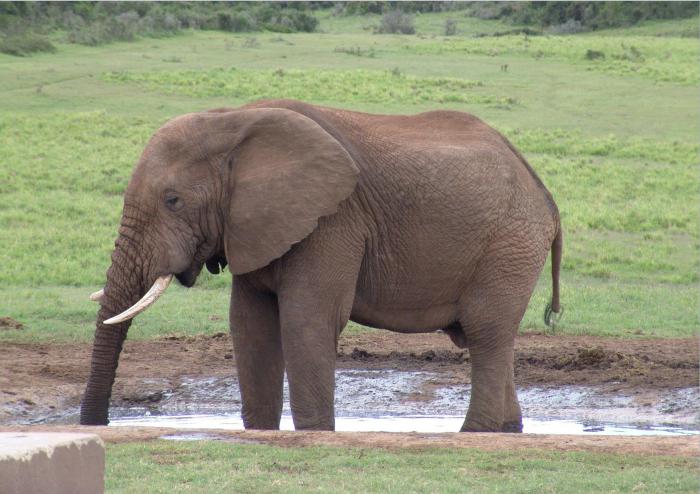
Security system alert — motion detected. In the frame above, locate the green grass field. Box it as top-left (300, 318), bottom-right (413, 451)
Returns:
top-left (0, 14), bottom-right (698, 343)
top-left (2, 11), bottom-right (699, 492)
top-left (105, 441), bottom-right (698, 493)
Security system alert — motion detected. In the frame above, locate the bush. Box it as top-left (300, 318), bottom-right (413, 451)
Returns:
top-left (482, 1), bottom-right (699, 31)
top-left (585, 49), bottom-right (605, 60)
top-left (377, 10), bottom-right (415, 34)
top-left (333, 45), bottom-right (376, 57)
top-left (215, 12), bottom-right (254, 32)
top-left (0, 32), bottom-right (55, 56)
top-left (66, 9), bottom-right (182, 46)
top-left (444, 18), bottom-right (458, 36)
top-left (547, 19), bottom-right (585, 34)
top-left (2, 2), bottom-right (320, 49)
top-left (139, 10), bottom-right (181, 37)
top-left (67, 12), bottom-right (138, 45)
top-left (259, 9), bottom-right (319, 33)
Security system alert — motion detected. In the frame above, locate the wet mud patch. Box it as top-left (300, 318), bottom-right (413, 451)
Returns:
top-left (1, 332), bottom-right (698, 435)
top-left (0, 317), bottom-right (23, 330)
top-left (102, 369), bottom-right (698, 435)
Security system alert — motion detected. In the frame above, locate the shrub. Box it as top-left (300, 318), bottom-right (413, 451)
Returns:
top-left (547, 19), bottom-right (585, 34)
top-left (444, 18), bottom-right (458, 36)
top-left (139, 10), bottom-right (181, 37)
top-left (333, 46), bottom-right (376, 57)
top-left (377, 10), bottom-right (415, 34)
top-left (261, 10), bottom-right (318, 33)
top-left (2, 2), bottom-right (321, 47)
top-left (215, 12), bottom-right (254, 32)
top-left (242, 37), bottom-right (260, 49)
top-left (485, 1), bottom-right (698, 31)
top-left (0, 32), bottom-right (55, 56)
top-left (66, 9), bottom-right (182, 46)
top-left (585, 49), bottom-right (605, 60)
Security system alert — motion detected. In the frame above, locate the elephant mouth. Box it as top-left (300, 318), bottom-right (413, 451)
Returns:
top-left (175, 254), bottom-right (228, 288)
top-left (175, 265), bottom-right (202, 288)
top-left (175, 262), bottom-right (204, 288)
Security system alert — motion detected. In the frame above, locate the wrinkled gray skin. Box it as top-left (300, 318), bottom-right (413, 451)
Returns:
top-left (81, 99), bottom-right (562, 432)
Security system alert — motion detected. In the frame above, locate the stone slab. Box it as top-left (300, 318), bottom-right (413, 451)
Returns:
top-left (0, 432), bottom-right (104, 494)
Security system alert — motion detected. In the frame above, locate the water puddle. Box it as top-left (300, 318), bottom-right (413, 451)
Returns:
top-left (106, 369), bottom-right (698, 436)
top-left (111, 413), bottom-right (698, 436)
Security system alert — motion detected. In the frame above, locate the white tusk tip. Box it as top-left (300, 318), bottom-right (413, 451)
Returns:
top-left (101, 274), bottom-right (173, 325)
top-left (89, 289), bottom-right (105, 302)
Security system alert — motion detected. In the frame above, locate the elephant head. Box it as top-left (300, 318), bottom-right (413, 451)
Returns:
top-left (80, 107), bottom-right (358, 425)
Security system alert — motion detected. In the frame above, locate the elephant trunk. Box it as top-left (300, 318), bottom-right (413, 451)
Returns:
top-left (80, 237), bottom-right (145, 425)
top-left (80, 314), bottom-right (131, 425)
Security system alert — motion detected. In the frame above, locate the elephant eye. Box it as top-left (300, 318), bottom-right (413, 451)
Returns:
top-left (164, 194), bottom-right (183, 211)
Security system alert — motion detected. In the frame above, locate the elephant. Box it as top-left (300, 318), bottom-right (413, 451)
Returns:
top-left (80, 98), bottom-right (562, 433)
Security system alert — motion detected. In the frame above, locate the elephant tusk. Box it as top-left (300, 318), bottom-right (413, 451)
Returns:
top-left (103, 275), bottom-right (173, 325)
top-left (89, 289), bottom-right (105, 302)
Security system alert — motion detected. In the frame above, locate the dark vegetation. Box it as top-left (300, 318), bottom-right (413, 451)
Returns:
top-left (377, 10), bottom-right (416, 34)
top-left (1, 1), bottom-right (697, 56)
top-left (484, 1), bottom-right (698, 31)
top-left (334, 1), bottom-right (697, 31)
top-left (0, 1), bottom-right (320, 54)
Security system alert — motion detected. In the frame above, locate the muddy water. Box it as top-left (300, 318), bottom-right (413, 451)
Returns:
top-left (108, 370), bottom-right (699, 436)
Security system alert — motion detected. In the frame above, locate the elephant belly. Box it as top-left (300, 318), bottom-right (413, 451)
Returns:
top-left (350, 297), bottom-right (459, 333)
top-left (350, 257), bottom-right (470, 332)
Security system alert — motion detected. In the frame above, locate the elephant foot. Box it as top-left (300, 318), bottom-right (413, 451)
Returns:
top-left (459, 418), bottom-right (502, 433)
top-left (293, 418), bottom-right (335, 431)
top-left (501, 420), bottom-right (523, 433)
top-left (242, 406), bottom-right (282, 430)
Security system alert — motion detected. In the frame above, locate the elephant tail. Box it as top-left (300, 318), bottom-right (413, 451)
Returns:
top-left (544, 225), bottom-right (563, 328)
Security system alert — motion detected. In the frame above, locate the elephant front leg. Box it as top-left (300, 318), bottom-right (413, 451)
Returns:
top-left (279, 314), bottom-right (338, 431)
top-left (230, 278), bottom-right (285, 430)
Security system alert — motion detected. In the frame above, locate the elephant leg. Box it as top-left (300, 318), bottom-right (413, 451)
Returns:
top-left (276, 232), bottom-right (363, 431)
top-left (230, 277), bottom-right (285, 430)
top-left (459, 231), bottom-right (547, 432)
top-left (279, 313), bottom-right (338, 431)
top-left (502, 360), bottom-right (523, 433)
top-left (462, 338), bottom-right (514, 432)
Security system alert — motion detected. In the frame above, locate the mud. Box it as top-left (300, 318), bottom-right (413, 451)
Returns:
top-left (0, 317), bottom-right (23, 330)
top-left (1, 331), bottom-right (698, 445)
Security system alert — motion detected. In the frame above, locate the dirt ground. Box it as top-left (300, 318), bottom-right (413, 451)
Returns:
top-left (2, 424), bottom-right (697, 457)
top-left (1, 330), bottom-right (697, 430)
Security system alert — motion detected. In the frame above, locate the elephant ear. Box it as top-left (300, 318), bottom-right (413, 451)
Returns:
top-left (208, 108), bottom-right (359, 275)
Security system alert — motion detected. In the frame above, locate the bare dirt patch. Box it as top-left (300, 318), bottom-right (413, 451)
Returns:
top-left (0, 317), bottom-right (23, 330)
top-left (0, 424), bottom-right (696, 457)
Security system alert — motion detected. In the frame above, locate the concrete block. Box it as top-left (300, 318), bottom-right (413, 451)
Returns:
top-left (0, 433), bottom-right (104, 494)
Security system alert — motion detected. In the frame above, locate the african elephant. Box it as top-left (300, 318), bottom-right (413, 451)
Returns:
top-left (80, 99), bottom-right (562, 433)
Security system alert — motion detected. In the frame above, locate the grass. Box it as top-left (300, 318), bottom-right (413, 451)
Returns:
top-left (0, 15), bottom-right (697, 342)
top-left (589, 17), bottom-right (700, 38)
top-left (102, 67), bottom-right (517, 106)
top-left (105, 441), bottom-right (699, 493)
top-left (407, 33), bottom-right (700, 85)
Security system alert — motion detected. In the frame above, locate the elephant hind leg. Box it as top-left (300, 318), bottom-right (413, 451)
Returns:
top-left (501, 364), bottom-right (523, 433)
top-left (443, 318), bottom-right (521, 432)
top-left (458, 222), bottom-right (549, 432)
